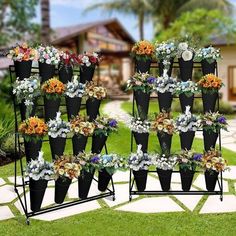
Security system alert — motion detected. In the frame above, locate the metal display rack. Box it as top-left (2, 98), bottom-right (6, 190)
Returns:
top-left (9, 65), bottom-right (115, 225)
top-left (129, 61), bottom-right (223, 201)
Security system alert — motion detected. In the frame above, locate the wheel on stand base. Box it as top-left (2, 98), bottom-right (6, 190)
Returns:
top-left (26, 219), bottom-right (30, 225)
top-left (129, 195), bottom-right (132, 201)
top-left (220, 195), bottom-right (223, 201)
top-left (113, 195), bottom-right (116, 201)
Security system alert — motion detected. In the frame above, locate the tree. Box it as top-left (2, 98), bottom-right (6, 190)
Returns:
top-left (41, 0), bottom-right (50, 44)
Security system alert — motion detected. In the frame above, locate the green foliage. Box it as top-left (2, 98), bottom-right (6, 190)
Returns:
top-left (0, 73), bottom-right (12, 102)
top-left (0, 133), bottom-right (17, 154)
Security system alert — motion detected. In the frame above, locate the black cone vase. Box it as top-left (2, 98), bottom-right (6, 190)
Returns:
top-left (24, 140), bottom-right (42, 162)
top-left (204, 170), bottom-right (219, 191)
top-left (158, 92), bottom-right (173, 112)
top-left (133, 132), bottom-right (149, 153)
top-left (66, 97), bottom-right (82, 120)
top-left (179, 94), bottom-right (194, 113)
top-left (55, 177), bottom-right (72, 204)
top-left (135, 59), bottom-right (152, 73)
top-left (78, 169), bottom-right (95, 199)
top-left (44, 97), bottom-right (61, 122)
top-left (91, 134), bottom-right (107, 154)
top-left (49, 137), bottom-right (66, 160)
top-left (203, 130), bottom-right (218, 151)
top-left (39, 62), bottom-right (55, 83)
top-left (29, 179), bottom-right (48, 212)
top-left (59, 65), bottom-right (73, 84)
top-left (72, 135), bottom-right (88, 155)
top-left (14, 60), bottom-right (32, 80)
top-left (133, 170), bottom-right (148, 191)
top-left (98, 169), bottom-right (111, 191)
top-left (134, 90), bottom-right (150, 120)
top-left (179, 131), bottom-right (195, 150)
top-left (180, 169), bottom-right (195, 191)
top-left (201, 59), bottom-right (216, 75)
top-left (86, 98), bottom-right (101, 121)
top-left (19, 99), bottom-right (37, 121)
top-left (202, 92), bottom-right (218, 113)
top-left (156, 168), bottom-right (172, 191)
top-left (178, 58), bottom-right (194, 81)
top-left (158, 58), bottom-right (174, 76)
top-left (80, 65), bottom-right (95, 84)
top-left (157, 132), bottom-right (172, 155)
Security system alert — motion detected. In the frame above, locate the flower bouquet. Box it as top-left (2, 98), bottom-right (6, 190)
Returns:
top-left (13, 75), bottom-right (41, 120)
top-left (18, 116), bottom-right (48, 162)
top-left (131, 40), bottom-right (154, 73)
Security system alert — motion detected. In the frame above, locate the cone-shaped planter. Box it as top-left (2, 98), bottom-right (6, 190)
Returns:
top-left (49, 137), bottom-right (66, 160)
top-left (179, 131), bottom-right (195, 150)
top-left (66, 97), bottom-right (82, 120)
top-left (203, 130), bottom-right (218, 151)
top-left (24, 139), bottom-right (42, 162)
top-left (14, 61), bottom-right (32, 80)
top-left (44, 97), bottom-right (61, 122)
top-left (201, 59), bottom-right (216, 75)
top-left (78, 169), bottom-right (95, 199)
top-left (178, 58), bottom-right (194, 81)
top-left (55, 177), bottom-right (72, 204)
top-left (59, 65), bottom-right (73, 84)
top-left (135, 59), bottom-right (152, 73)
top-left (29, 179), bottom-right (48, 212)
top-left (156, 168), bottom-right (172, 191)
top-left (134, 90), bottom-right (150, 120)
top-left (158, 58), bottom-right (174, 76)
top-left (157, 132), bottom-right (172, 155)
top-left (80, 65), bottom-right (95, 84)
top-left (91, 134), bottom-right (107, 154)
top-left (158, 92), bottom-right (173, 112)
top-left (179, 94), bottom-right (194, 113)
top-left (72, 135), bottom-right (88, 155)
top-left (133, 169), bottom-right (148, 191)
top-left (133, 132), bottom-right (149, 153)
top-left (86, 98), bottom-right (101, 121)
top-left (204, 170), bottom-right (219, 191)
top-left (180, 169), bottom-right (195, 191)
top-left (39, 62), bottom-right (55, 83)
top-left (98, 168), bottom-right (112, 191)
top-left (202, 92), bottom-right (218, 113)
top-left (19, 99), bottom-right (37, 121)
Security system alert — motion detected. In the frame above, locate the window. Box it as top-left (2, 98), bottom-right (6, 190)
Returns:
top-left (228, 66), bottom-right (236, 101)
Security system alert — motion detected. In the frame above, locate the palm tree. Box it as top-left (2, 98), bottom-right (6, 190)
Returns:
top-left (41, 0), bottom-right (50, 44)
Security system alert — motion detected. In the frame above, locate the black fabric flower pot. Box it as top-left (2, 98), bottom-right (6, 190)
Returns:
top-left (19, 98), bottom-right (37, 121)
top-left (202, 91), bottom-right (218, 113)
top-left (133, 169), bottom-right (148, 191)
top-left (203, 130), bottom-right (218, 151)
top-left (58, 64), bottom-right (73, 84)
top-left (201, 59), bottom-right (216, 75)
top-left (179, 94), bottom-right (194, 113)
top-left (134, 90), bottom-right (150, 120)
top-left (91, 134), bottom-right (107, 154)
top-left (80, 65), bottom-right (95, 84)
top-left (39, 62), bottom-right (55, 83)
top-left (72, 135), bottom-right (88, 155)
top-left (179, 131), bottom-right (195, 150)
top-left (180, 169), bottom-right (195, 191)
top-left (157, 132), bottom-right (172, 155)
top-left (14, 60), bottom-right (32, 80)
top-left (133, 132), bottom-right (149, 153)
top-left (178, 58), bottom-right (194, 81)
top-left (49, 137), bottom-right (66, 160)
top-left (98, 169), bottom-right (112, 191)
top-left (86, 98), bottom-right (101, 121)
top-left (24, 139), bottom-right (42, 162)
top-left (158, 92), bottom-right (173, 112)
top-left (55, 177), bottom-right (72, 204)
top-left (204, 170), bottom-right (219, 191)
top-left (156, 168), bottom-right (172, 191)
top-left (158, 57), bottom-right (174, 76)
top-left (135, 59), bottom-right (152, 73)
top-left (44, 97), bottom-right (61, 122)
top-left (29, 179), bottom-right (48, 212)
top-left (66, 97), bottom-right (82, 120)
top-left (78, 169), bottom-right (95, 199)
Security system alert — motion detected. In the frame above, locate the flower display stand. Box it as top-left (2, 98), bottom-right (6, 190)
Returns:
top-left (9, 65), bottom-right (115, 225)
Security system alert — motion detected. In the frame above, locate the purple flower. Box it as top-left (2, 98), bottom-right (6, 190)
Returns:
top-left (193, 153), bottom-right (202, 161)
top-left (217, 116), bottom-right (226, 124)
top-left (109, 119), bottom-right (117, 127)
top-left (91, 156), bottom-right (100, 163)
top-left (147, 77), bottom-right (156, 84)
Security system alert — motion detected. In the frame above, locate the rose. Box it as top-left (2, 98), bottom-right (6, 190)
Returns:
top-left (182, 50), bottom-right (193, 61)
top-left (178, 42), bottom-right (188, 51)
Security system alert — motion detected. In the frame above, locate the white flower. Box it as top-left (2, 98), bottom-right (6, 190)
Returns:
top-left (182, 50), bottom-right (193, 61)
top-left (178, 42), bottom-right (188, 51)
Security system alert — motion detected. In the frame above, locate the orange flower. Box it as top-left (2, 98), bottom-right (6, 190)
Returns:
top-left (131, 40), bottom-right (154, 56)
top-left (42, 77), bottom-right (65, 95)
top-left (198, 74), bottom-right (223, 90)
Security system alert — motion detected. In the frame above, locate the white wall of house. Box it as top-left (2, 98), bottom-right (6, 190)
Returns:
top-left (122, 58), bottom-right (132, 82)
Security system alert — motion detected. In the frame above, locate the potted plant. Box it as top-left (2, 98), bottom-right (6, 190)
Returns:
top-left (154, 70), bottom-right (177, 111)
top-left (37, 45), bottom-right (60, 82)
top-left (126, 72), bottom-right (156, 120)
top-left (18, 116), bottom-right (48, 162)
top-left (12, 75), bottom-right (41, 120)
top-left (151, 111), bottom-right (175, 155)
top-left (8, 42), bottom-right (37, 79)
top-left (131, 40), bottom-right (154, 73)
top-left (25, 151), bottom-right (54, 212)
top-left (155, 40), bottom-right (177, 76)
top-left (70, 115), bottom-right (95, 154)
top-left (197, 74), bottom-right (223, 113)
top-left (65, 75), bottom-right (85, 119)
top-left (85, 82), bottom-right (107, 121)
top-left (195, 46), bottom-right (221, 75)
top-left (41, 77), bottom-right (65, 121)
top-left (128, 145), bottom-right (152, 191)
top-left (177, 150), bottom-right (202, 191)
top-left (174, 80), bottom-right (199, 113)
top-left (201, 112), bottom-right (228, 151)
top-left (175, 106), bottom-right (201, 150)
top-left (92, 116), bottom-right (118, 154)
top-left (153, 153), bottom-right (177, 191)
top-left (129, 117), bottom-right (150, 153)
top-left (77, 52), bottom-right (100, 83)
top-left (47, 112), bottom-right (71, 160)
top-left (54, 155), bottom-right (81, 204)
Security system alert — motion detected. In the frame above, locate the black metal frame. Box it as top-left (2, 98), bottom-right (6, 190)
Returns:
top-left (129, 61), bottom-right (223, 201)
top-left (9, 65), bottom-right (115, 225)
